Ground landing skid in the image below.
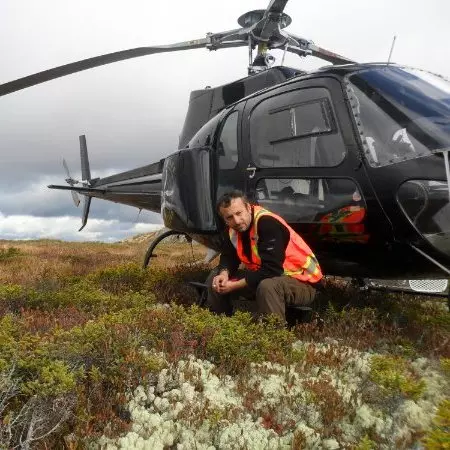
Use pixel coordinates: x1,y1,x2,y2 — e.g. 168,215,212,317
142,228,191,268
353,278,450,308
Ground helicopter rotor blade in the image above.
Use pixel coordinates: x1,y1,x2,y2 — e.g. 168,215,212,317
79,135,91,182
71,190,81,208
266,0,289,15
258,0,290,41
209,27,250,44
62,158,80,206
0,39,208,98
78,195,92,231
207,28,253,51
309,43,355,65
62,158,71,180
285,32,355,64
62,157,79,184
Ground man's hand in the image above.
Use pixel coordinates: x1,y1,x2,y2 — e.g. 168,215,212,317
214,277,247,294
212,270,229,293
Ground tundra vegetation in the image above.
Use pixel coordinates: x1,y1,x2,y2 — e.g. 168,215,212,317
0,236,448,449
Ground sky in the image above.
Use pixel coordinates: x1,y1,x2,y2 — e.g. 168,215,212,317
0,0,449,242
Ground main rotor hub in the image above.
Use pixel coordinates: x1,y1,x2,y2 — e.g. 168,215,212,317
237,9,292,29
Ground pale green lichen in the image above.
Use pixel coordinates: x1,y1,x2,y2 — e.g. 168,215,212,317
97,345,448,449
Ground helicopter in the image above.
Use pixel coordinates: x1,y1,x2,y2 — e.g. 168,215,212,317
1,0,450,290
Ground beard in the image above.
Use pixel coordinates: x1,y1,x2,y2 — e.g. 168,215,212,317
234,223,249,232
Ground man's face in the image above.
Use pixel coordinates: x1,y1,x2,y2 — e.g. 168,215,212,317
219,197,252,232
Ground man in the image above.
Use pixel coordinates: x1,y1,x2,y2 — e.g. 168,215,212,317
207,190,323,321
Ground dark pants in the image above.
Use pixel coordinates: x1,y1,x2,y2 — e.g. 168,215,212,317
206,268,317,321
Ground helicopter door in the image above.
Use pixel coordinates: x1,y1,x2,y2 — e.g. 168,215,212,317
242,79,373,243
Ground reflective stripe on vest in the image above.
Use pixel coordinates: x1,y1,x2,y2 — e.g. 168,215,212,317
228,205,323,283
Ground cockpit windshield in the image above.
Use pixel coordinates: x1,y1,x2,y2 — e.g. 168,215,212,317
347,66,450,167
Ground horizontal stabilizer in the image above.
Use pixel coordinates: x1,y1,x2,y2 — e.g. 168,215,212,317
48,184,157,196
48,184,106,194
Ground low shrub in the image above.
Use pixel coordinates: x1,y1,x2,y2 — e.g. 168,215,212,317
0,247,22,261
144,263,210,305
0,284,31,314
0,240,448,448
174,306,297,372
88,263,149,294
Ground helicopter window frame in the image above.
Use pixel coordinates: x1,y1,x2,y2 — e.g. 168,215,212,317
216,110,239,170
268,97,334,145
249,87,346,168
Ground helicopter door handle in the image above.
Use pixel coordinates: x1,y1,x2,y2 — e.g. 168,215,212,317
246,165,257,179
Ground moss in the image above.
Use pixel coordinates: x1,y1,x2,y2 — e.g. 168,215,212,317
355,434,377,450
206,407,226,427
440,358,450,377
370,355,425,400
422,399,450,449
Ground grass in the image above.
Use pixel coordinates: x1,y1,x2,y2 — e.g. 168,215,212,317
0,238,448,448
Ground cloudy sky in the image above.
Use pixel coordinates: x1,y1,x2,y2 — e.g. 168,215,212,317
1,0,449,242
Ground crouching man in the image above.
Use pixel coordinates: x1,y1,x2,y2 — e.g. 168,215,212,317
207,190,323,322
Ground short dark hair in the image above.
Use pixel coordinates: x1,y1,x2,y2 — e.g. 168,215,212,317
216,190,249,213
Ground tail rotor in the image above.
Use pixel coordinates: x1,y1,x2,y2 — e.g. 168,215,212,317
78,134,93,231
62,158,81,207
79,135,92,183
60,135,94,230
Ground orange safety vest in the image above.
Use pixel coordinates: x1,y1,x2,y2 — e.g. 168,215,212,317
228,205,323,283
318,205,369,243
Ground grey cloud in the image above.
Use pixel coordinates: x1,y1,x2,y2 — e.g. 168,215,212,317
0,213,163,242
0,176,162,225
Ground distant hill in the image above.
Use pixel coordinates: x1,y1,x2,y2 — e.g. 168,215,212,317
120,229,192,245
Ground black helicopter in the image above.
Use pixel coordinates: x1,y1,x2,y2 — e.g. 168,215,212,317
1,0,450,285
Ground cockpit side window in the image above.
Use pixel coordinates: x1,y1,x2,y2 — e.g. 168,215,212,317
348,67,450,167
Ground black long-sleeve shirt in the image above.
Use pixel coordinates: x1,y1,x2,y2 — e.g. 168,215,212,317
218,214,290,290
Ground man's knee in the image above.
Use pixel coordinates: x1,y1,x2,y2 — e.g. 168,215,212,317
255,278,280,306
255,277,285,319
256,278,277,297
